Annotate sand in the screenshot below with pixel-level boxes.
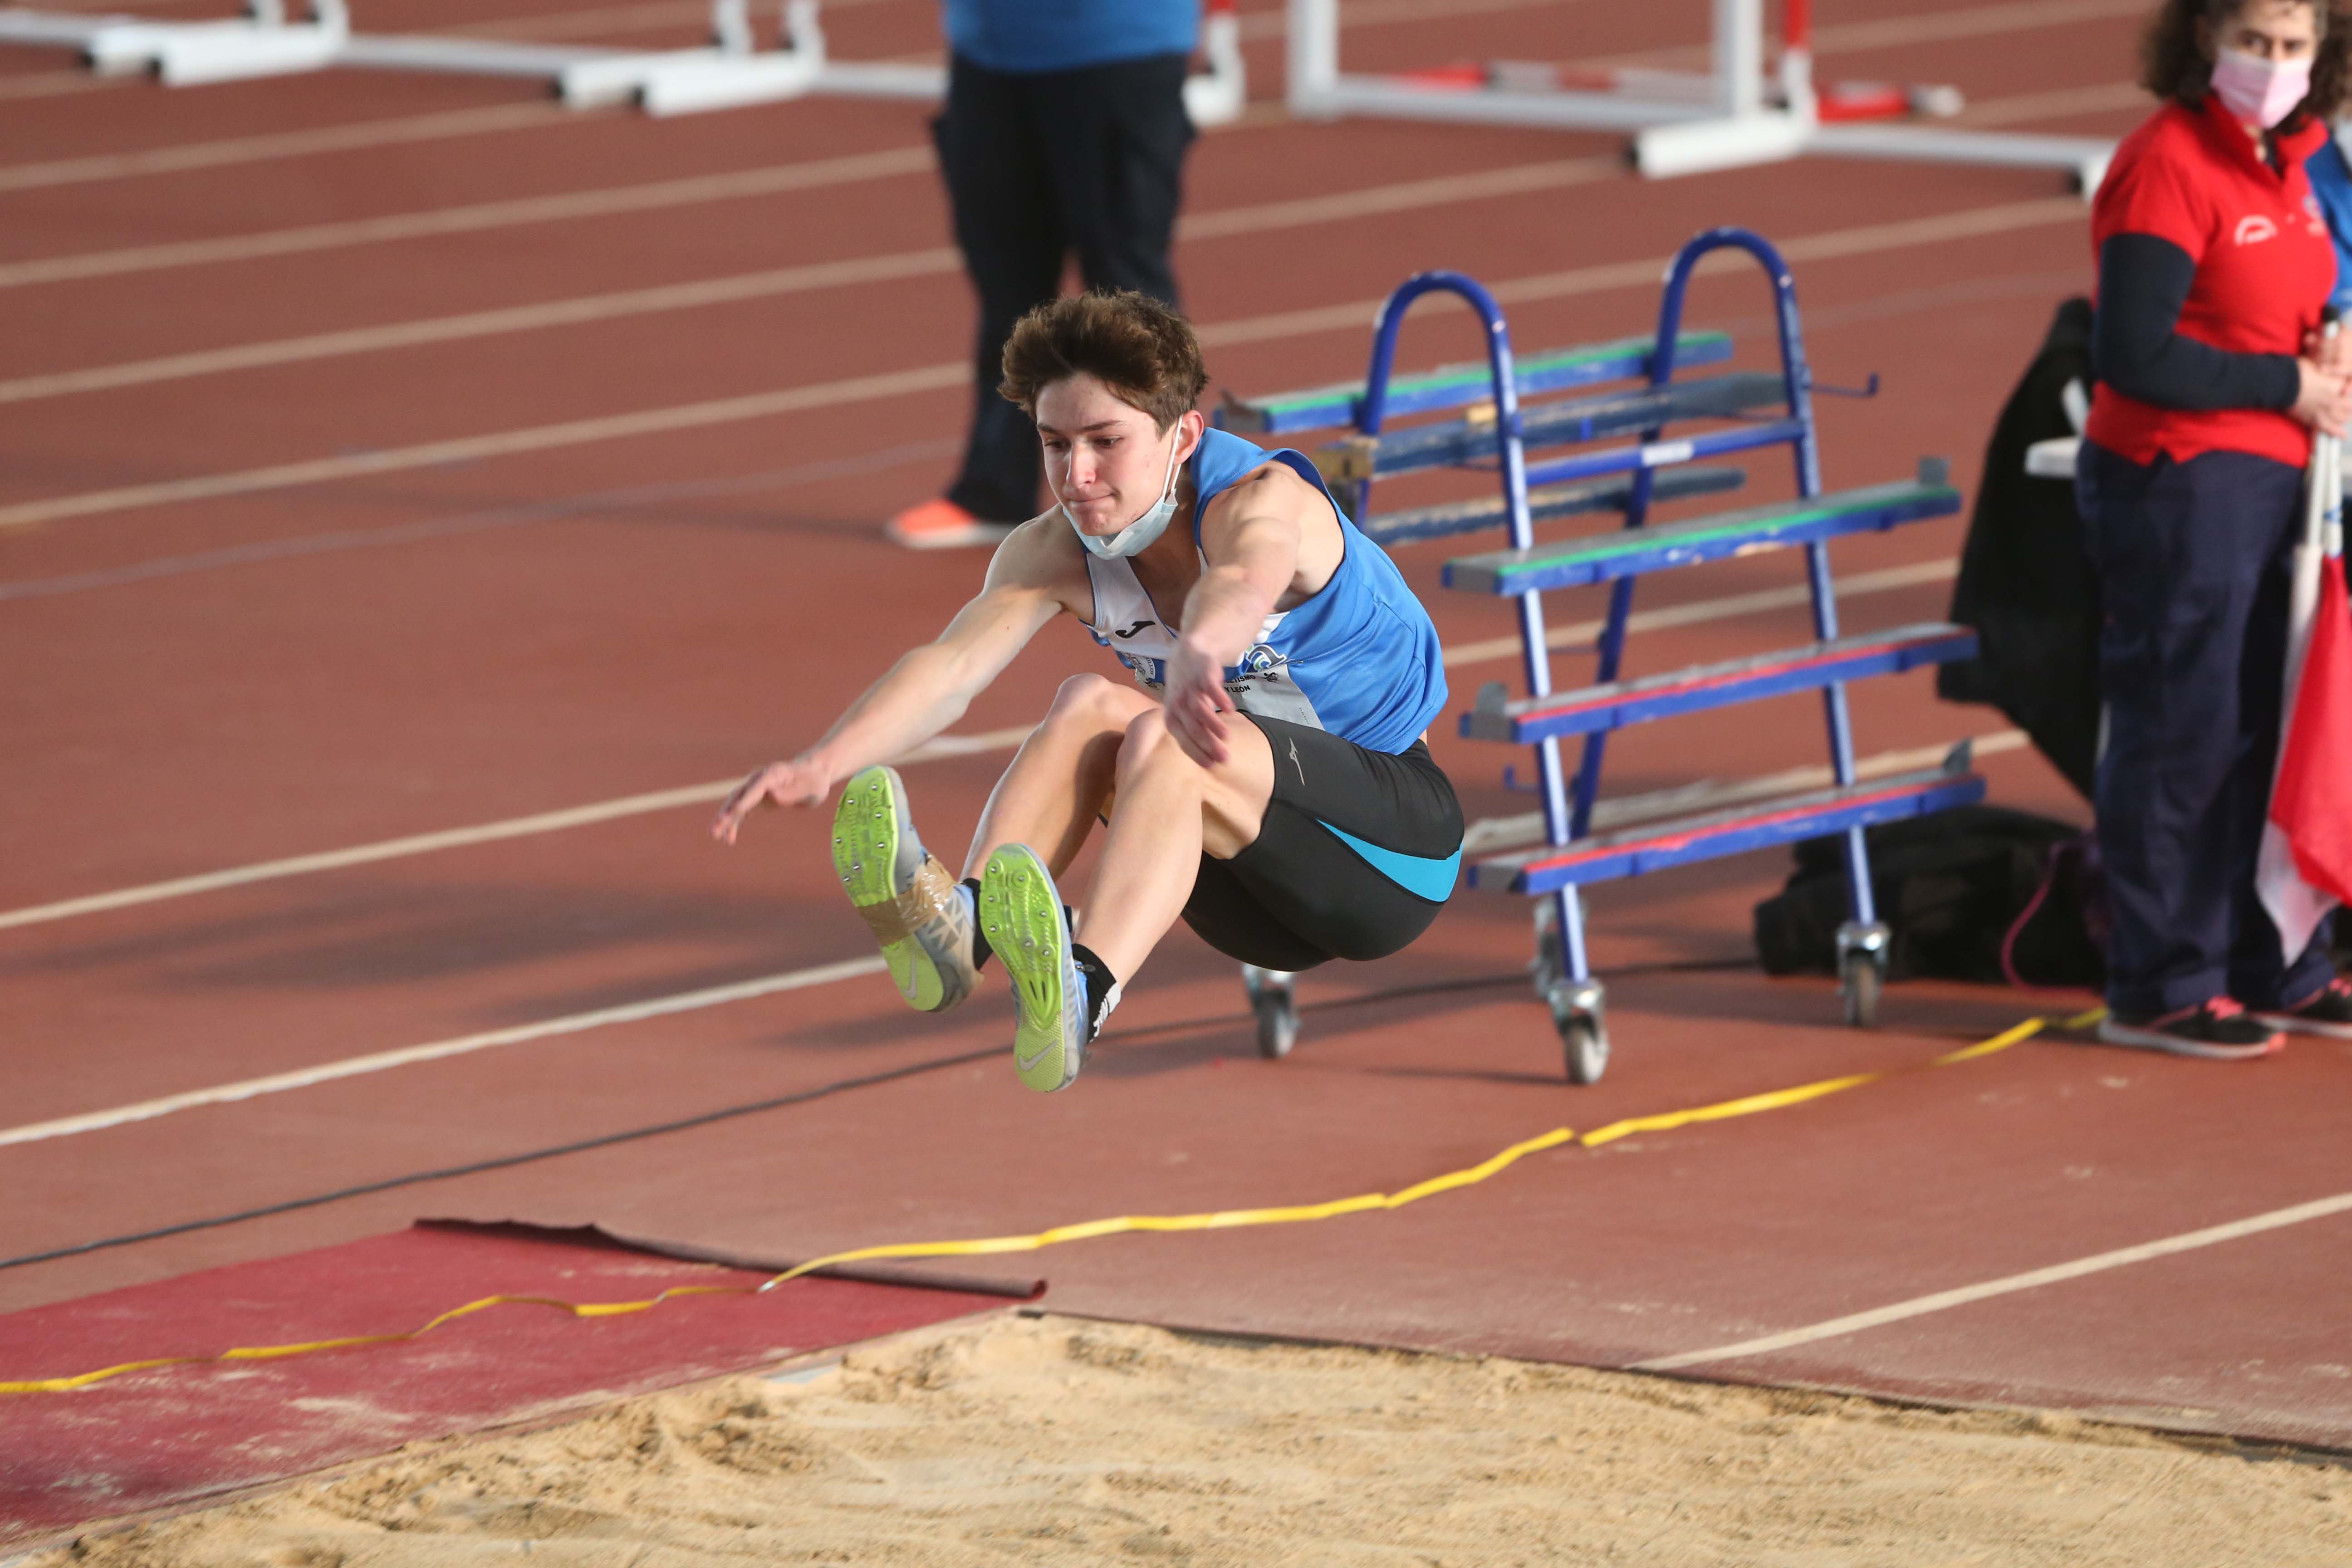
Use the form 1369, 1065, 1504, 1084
34, 1312, 2352, 1568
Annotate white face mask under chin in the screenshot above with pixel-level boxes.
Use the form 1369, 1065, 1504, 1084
1065, 427, 1185, 561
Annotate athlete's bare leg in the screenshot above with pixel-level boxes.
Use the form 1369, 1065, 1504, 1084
964, 674, 1156, 880
1078, 706, 1274, 980
964, 673, 1276, 979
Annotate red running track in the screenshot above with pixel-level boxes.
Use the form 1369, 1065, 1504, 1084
4, 0, 2350, 1541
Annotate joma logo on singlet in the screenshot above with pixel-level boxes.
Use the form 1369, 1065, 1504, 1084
1112, 619, 1156, 640
2234, 215, 2279, 246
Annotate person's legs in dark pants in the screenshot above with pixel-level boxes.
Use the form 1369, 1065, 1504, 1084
1035, 52, 1192, 305
933, 57, 1068, 525
2080, 444, 2312, 1029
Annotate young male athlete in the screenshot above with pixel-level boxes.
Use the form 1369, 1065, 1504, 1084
714, 291, 1462, 1092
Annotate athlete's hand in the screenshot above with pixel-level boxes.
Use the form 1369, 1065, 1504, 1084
2293, 358, 2352, 439
711, 756, 835, 844
1164, 636, 1234, 768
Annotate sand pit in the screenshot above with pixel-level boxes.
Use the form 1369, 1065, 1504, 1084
33, 1313, 2352, 1567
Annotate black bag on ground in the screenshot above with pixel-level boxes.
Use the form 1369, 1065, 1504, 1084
1936, 297, 2103, 802
1753, 805, 2106, 986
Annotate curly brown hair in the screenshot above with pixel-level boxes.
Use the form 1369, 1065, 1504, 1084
998, 290, 1208, 433
2141, 0, 2351, 128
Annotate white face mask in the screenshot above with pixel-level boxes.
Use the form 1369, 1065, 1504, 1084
2211, 45, 2314, 129
1065, 423, 1186, 561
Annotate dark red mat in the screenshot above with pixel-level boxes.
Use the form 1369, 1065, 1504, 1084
0, 1222, 1022, 1545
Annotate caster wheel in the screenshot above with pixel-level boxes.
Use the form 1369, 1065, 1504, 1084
1544, 972, 1609, 1085
1840, 956, 1882, 1029
1241, 965, 1298, 1060
1834, 920, 1890, 1030
1557, 1010, 1609, 1085
1253, 989, 1298, 1059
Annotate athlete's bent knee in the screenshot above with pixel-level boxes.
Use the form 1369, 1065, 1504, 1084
1040, 673, 1131, 737
1115, 708, 1195, 785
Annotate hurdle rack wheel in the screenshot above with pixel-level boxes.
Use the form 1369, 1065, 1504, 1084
1547, 975, 1610, 1085
1241, 965, 1298, 1059
1836, 920, 1890, 1029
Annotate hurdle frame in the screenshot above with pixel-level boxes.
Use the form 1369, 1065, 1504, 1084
1285, 0, 2115, 190
0, 0, 1247, 124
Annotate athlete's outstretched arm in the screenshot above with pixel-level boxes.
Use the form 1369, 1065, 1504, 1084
1163, 465, 1320, 766
712, 524, 1074, 842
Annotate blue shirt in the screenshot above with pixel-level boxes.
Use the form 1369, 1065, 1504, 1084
943, 0, 1197, 74
2307, 132, 2352, 314
1080, 429, 1450, 755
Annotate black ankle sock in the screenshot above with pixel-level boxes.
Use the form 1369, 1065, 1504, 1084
1070, 943, 1120, 1042
960, 877, 994, 970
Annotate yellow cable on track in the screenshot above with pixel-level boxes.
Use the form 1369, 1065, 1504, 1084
0, 1007, 2102, 1397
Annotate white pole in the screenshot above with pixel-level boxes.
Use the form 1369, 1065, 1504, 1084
1289, 0, 1338, 118
1714, 0, 1763, 118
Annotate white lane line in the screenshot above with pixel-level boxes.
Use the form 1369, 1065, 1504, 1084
0, 728, 2026, 1149
0, 725, 1036, 934
0, 195, 2082, 535
0, 102, 581, 195
0, 249, 958, 403
0, 68, 125, 102
1801, 0, 2147, 53
0, 43, 2106, 295
0, 0, 1559, 199
1634, 1190, 2352, 1373
0, 562, 1964, 932
0, 270, 2024, 603
0, 157, 1617, 405
0, 361, 970, 532
1956, 81, 2144, 129
0, 146, 938, 293
0, 956, 888, 1152
0, 436, 961, 603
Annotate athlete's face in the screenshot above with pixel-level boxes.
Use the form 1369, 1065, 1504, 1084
1034, 374, 1203, 537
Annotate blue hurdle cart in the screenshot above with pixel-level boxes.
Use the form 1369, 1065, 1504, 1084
1215, 228, 1986, 1081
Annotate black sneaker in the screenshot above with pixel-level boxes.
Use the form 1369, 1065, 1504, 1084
2097, 998, 2283, 1060
2254, 976, 2352, 1041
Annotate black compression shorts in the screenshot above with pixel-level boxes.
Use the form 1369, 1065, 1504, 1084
1181, 714, 1463, 972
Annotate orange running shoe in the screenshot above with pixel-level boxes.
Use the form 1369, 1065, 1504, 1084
885, 497, 1017, 550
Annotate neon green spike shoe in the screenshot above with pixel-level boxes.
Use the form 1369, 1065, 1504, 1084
980, 842, 1088, 1093
832, 766, 977, 1013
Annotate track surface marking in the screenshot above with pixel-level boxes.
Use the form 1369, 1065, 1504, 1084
1635, 1191, 2352, 1372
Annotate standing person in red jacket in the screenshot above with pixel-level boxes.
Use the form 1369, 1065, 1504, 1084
2078, 0, 2352, 1056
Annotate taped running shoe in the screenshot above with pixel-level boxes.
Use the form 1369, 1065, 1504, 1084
833, 766, 977, 1013
981, 843, 1088, 1093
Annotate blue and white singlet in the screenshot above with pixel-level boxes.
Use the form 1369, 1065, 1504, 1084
1080, 427, 1449, 755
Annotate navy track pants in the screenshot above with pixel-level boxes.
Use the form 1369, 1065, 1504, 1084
2076, 441, 2336, 1017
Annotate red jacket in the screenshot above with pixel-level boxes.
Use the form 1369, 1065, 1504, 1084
2086, 93, 2334, 468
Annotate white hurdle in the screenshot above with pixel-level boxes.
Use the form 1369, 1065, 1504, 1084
0, 0, 1247, 126
1288, 0, 2113, 191
558, 0, 824, 113
568, 0, 1243, 122
69, 0, 348, 86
